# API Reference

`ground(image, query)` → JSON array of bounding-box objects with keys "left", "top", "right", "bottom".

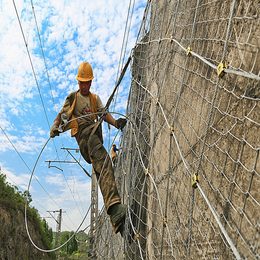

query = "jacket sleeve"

[{"left": 54, "top": 93, "right": 74, "bottom": 123}]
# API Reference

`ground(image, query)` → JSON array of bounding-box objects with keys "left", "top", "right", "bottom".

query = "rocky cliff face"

[{"left": 0, "top": 206, "right": 50, "bottom": 260}]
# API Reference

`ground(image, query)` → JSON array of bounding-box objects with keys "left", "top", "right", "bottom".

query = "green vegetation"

[
  {"left": 0, "top": 173, "right": 53, "bottom": 252},
  {"left": 60, "top": 231, "right": 78, "bottom": 254},
  {"left": 0, "top": 173, "right": 91, "bottom": 259},
  {"left": 55, "top": 231, "right": 90, "bottom": 259}
]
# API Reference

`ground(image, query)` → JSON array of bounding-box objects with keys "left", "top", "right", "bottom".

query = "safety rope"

[
  {"left": 25, "top": 111, "right": 127, "bottom": 252},
  {"left": 24, "top": 137, "right": 90, "bottom": 253},
  {"left": 130, "top": 77, "right": 242, "bottom": 259},
  {"left": 134, "top": 39, "right": 260, "bottom": 83},
  {"left": 186, "top": 0, "right": 202, "bottom": 254}
]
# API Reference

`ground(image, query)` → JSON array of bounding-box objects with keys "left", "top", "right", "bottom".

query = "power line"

[
  {"left": 12, "top": 0, "right": 86, "bottom": 222},
  {"left": 29, "top": 0, "right": 87, "bottom": 218},
  {"left": 2, "top": 168, "right": 50, "bottom": 216},
  {"left": 1, "top": 123, "right": 83, "bottom": 230},
  {"left": 29, "top": 0, "right": 58, "bottom": 114},
  {"left": 112, "top": 0, "right": 136, "bottom": 113},
  {"left": 0, "top": 125, "right": 62, "bottom": 209},
  {"left": 12, "top": 0, "right": 51, "bottom": 130}
]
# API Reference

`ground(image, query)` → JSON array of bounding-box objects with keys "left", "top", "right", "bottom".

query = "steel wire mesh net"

[{"left": 92, "top": 0, "right": 260, "bottom": 259}]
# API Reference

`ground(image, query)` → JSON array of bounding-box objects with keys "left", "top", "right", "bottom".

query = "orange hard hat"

[{"left": 76, "top": 62, "right": 94, "bottom": 82}]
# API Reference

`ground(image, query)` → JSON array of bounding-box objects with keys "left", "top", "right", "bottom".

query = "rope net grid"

[{"left": 90, "top": 0, "right": 259, "bottom": 259}]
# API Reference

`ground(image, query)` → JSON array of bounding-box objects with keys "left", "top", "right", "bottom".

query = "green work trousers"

[{"left": 76, "top": 128, "right": 121, "bottom": 214}]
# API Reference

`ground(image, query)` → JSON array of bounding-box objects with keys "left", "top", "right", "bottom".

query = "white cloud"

[
  {"left": 1, "top": 165, "right": 30, "bottom": 191},
  {"left": 0, "top": 0, "right": 145, "bottom": 231}
]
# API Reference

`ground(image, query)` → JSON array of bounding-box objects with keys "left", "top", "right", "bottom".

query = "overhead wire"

[
  {"left": 12, "top": 0, "right": 86, "bottom": 225},
  {"left": 12, "top": 0, "right": 51, "bottom": 130},
  {"left": 0, "top": 125, "right": 62, "bottom": 209},
  {"left": 29, "top": 0, "right": 57, "bottom": 114},
  {"left": 29, "top": 0, "right": 87, "bottom": 220},
  {"left": 112, "top": 0, "right": 136, "bottom": 113},
  {"left": 2, "top": 168, "right": 50, "bottom": 217},
  {"left": 0, "top": 129, "right": 73, "bottom": 232},
  {"left": 116, "top": 0, "right": 134, "bottom": 83},
  {"left": 3, "top": 173, "right": 57, "bottom": 229}
]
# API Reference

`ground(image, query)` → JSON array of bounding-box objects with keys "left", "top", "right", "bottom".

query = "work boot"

[{"left": 108, "top": 203, "right": 127, "bottom": 230}]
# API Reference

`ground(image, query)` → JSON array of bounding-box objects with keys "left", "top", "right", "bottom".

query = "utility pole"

[
  {"left": 57, "top": 209, "right": 62, "bottom": 252},
  {"left": 89, "top": 167, "right": 98, "bottom": 257},
  {"left": 47, "top": 209, "right": 65, "bottom": 259}
]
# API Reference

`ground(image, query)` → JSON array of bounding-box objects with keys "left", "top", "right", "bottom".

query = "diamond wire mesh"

[{"left": 92, "top": 0, "right": 260, "bottom": 259}]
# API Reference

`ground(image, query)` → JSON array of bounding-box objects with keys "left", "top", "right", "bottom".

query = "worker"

[
  {"left": 50, "top": 62, "right": 127, "bottom": 236},
  {"left": 111, "top": 143, "right": 119, "bottom": 166}
]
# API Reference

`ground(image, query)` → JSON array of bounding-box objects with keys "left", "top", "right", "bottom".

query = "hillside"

[{"left": 0, "top": 173, "right": 53, "bottom": 260}]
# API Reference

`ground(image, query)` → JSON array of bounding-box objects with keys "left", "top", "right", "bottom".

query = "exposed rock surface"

[{"left": 0, "top": 206, "right": 50, "bottom": 260}]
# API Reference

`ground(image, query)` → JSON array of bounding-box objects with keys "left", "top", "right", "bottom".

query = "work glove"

[
  {"left": 115, "top": 118, "right": 127, "bottom": 130},
  {"left": 50, "top": 124, "right": 60, "bottom": 138}
]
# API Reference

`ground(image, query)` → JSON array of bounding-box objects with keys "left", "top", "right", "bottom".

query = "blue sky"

[{"left": 0, "top": 0, "right": 146, "bottom": 236}]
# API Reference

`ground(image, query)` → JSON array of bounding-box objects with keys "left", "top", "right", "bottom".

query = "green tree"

[
  {"left": 42, "top": 218, "right": 53, "bottom": 246},
  {"left": 59, "top": 231, "right": 78, "bottom": 255},
  {"left": 69, "top": 231, "right": 78, "bottom": 253}
]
